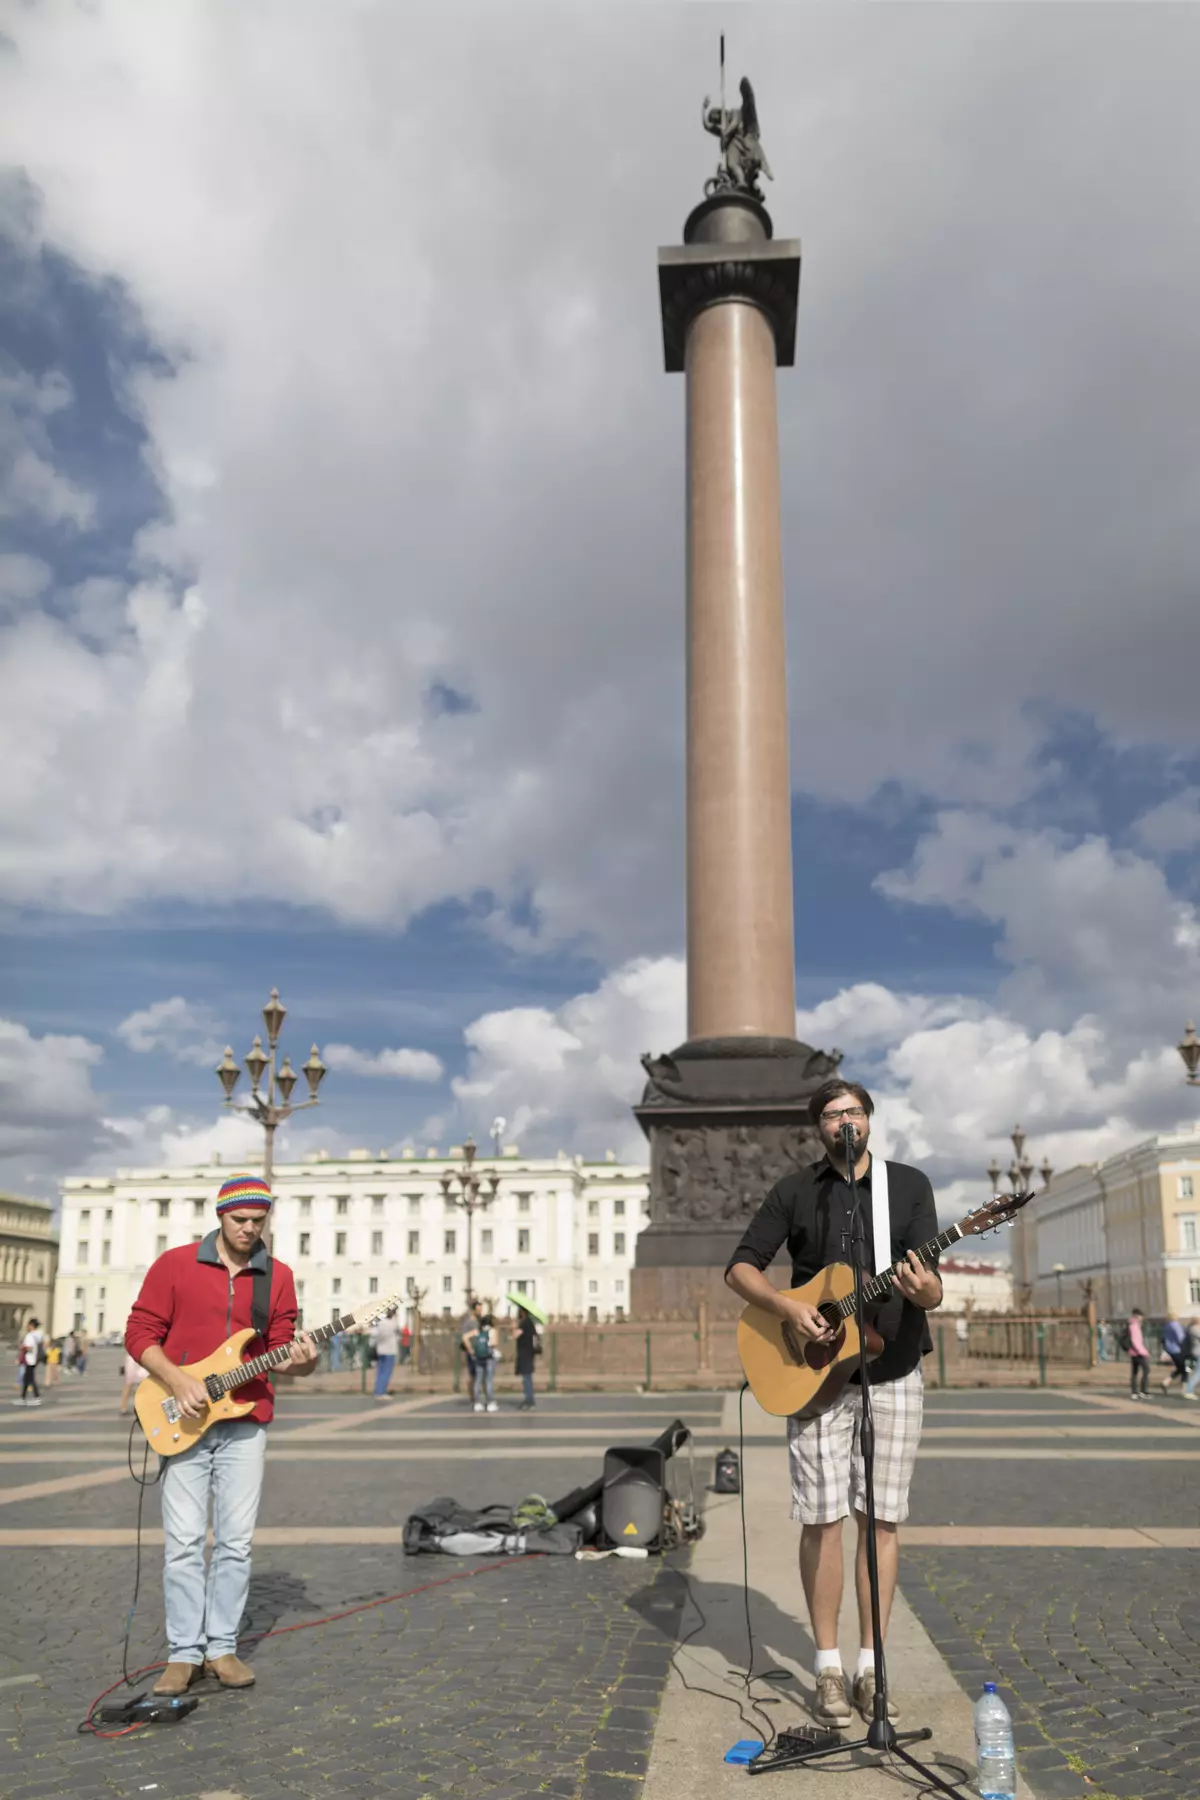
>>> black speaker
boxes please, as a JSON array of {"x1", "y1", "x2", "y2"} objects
[
  {"x1": 713, "y1": 1446, "x2": 740, "y2": 1494},
  {"x1": 601, "y1": 1446, "x2": 666, "y2": 1549}
]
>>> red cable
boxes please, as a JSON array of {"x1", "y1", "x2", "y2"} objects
[{"x1": 80, "y1": 1556, "x2": 528, "y2": 1738}]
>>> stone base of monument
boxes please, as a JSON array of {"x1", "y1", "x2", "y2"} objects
[{"x1": 630, "y1": 1035, "x2": 839, "y2": 1320}]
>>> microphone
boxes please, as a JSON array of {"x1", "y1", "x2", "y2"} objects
[{"x1": 839, "y1": 1121, "x2": 858, "y2": 1155}]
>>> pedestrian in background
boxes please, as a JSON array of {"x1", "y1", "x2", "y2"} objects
[
  {"x1": 514, "y1": 1306, "x2": 541, "y2": 1411},
  {"x1": 16, "y1": 1318, "x2": 43, "y2": 1407},
  {"x1": 1181, "y1": 1319, "x2": 1200, "y2": 1402},
  {"x1": 1126, "y1": 1307, "x2": 1151, "y2": 1398},
  {"x1": 467, "y1": 1313, "x2": 499, "y2": 1413},
  {"x1": 399, "y1": 1322, "x2": 412, "y2": 1364},
  {"x1": 371, "y1": 1307, "x2": 401, "y2": 1400},
  {"x1": 459, "y1": 1298, "x2": 482, "y2": 1406},
  {"x1": 1160, "y1": 1313, "x2": 1190, "y2": 1394},
  {"x1": 73, "y1": 1329, "x2": 89, "y2": 1377},
  {"x1": 45, "y1": 1339, "x2": 61, "y2": 1388},
  {"x1": 120, "y1": 1350, "x2": 148, "y2": 1416}
]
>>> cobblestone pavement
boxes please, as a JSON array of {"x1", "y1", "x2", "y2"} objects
[
  {"x1": 905, "y1": 1388, "x2": 1200, "y2": 1800},
  {"x1": 0, "y1": 1374, "x2": 716, "y2": 1800}
]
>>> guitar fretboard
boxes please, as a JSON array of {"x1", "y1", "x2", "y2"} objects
[
  {"x1": 206, "y1": 1312, "x2": 356, "y2": 1398},
  {"x1": 823, "y1": 1224, "x2": 963, "y2": 1323}
]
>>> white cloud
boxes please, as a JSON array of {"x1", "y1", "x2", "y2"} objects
[
  {"x1": 1132, "y1": 789, "x2": 1200, "y2": 857},
  {"x1": 0, "y1": 552, "x2": 51, "y2": 612},
  {"x1": 796, "y1": 984, "x2": 982, "y2": 1057},
  {"x1": 323, "y1": 1043, "x2": 444, "y2": 1083},
  {"x1": 0, "y1": 1014, "x2": 107, "y2": 1191},
  {"x1": 3, "y1": 10, "x2": 1200, "y2": 953},
  {"x1": 0, "y1": 369, "x2": 95, "y2": 529},
  {"x1": 116, "y1": 995, "x2": 225, "y2": 1067}
]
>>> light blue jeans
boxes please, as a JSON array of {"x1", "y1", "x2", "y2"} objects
[
  {"x1": 473, "y1": 1359, "x2": 495, "y2": 1405},
  {"x1": 160, "y1": 1418, "x2": 267, "y2": 1663}
]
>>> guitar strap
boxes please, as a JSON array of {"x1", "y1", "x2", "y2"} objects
[
  {"x1": 871, "y1": 1158, "x2": 892, "y2": 1276},
  {"x1": 251, "y1": 1257, "x2": 274, "y2": 1344}
]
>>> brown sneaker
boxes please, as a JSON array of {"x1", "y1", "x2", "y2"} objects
[
  {"x1": 203, "y1": 1653, "x2": 256, "y2": 1689},
  {"x1": 152, "y1": 1661, "x2": 201, "y2": 1697},
  {"x1": 813, "y1": 1668, "x2": 852, "y2": 1727},
  {"x1": 852, "y1": 1669, "x2": 899, "y2": 1721}
]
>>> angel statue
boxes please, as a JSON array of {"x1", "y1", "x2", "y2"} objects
[{"x1": 702, "y1": 75, "x2": 774, "y2": 202}]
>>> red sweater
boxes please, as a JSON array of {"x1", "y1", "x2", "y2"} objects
[{"x1": 125, "y1": 1233, "x2": 298, "y2": 1425}]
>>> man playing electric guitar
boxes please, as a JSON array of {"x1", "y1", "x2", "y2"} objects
[
  {"x1": 125, "y1": 1174, "x2": 318, "y2": 1697},
  {"x1": 725, "y1": 1079, "x2": 942, "y2": 1730}
]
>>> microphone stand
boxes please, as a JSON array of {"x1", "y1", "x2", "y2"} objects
[{"x1": 748, "y1": 1123, "x2": 967, "y2": 1795}]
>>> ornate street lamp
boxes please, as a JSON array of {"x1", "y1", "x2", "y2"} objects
[
  {"x1": 440, "y1": 1136, "x2": 501, "y2": 1308},
  {"x1": 987, "y1": 1159, "x2": 1002, "y2": 1197},
  {"x1": 1053, "y1": 1262, "x2": 1065, "y2": 1310},
  {"x1": 1178, "y1": 1022, "x2": 1200, "y2": 1086},
  {"x1": 215, "y1": 988, "x2": 327, "y2": 1189}
]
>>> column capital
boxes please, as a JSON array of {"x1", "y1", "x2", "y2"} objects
[{"x1": 658, "y1": 235, "x2": 801, "y2": 373}]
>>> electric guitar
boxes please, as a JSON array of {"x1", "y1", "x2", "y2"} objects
[
  {"x1": 736, "y1": 1191, "x2": 1034, "y2": 1419},
  {"x1": 135, "y1": 1290, "x2": 405, "y2": 1455}
]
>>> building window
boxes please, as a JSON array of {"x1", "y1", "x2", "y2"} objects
[
  {"x1": 614, "y1": 1278, "x2": 625, "y2": 1293},
  {"x1": 517, "y1": 1229, "x2": 530, "y2": 1254},
  {"x1": 192, "y1": 1200, "x2": 204, "y2": 1218},
  {"x1": 588, "y1": 1233, "x2": 599, "y2": 1256},
  {"x1": 78, "y1": 1241, "x2": 89, "y2": 1265},
  {"x1": 101, "y1": 1240, "x2": 111, "y2": 1265},
  {"x1": 156, "y1": 1235, "x2": 166, "y2": 1256},
  {"x1": 104, "y1": 1208, "x2": 113, "y2": 1224},
  {"x1": 192, "y1": 1234, "x2": 202, "y2": 1245},
  {"x1": 518, "y1": 1193, "x2": 531, "y2": 1214},
  {"x1": 335, "y1": 1232, "x2": 347, "y2": 1256},
  {"x1": 614, "y1": 1199, "x2": 625, "y2": 1216},
  {"x1": 332, "y1": 1278, "x2": 341, "y2": 1297},
  {"x1": 408, "y1": 1231, "x2": 420, "y2": 1255},
  {"x1": 481, "y1": 1229, "x2": 493, "y2": 1254},
  {"x1": 514, "y1": 1279, "x2": 528, "y2": 1295},
  {"x1": 587, "y1": 1305, "x2": 598, "y2": 1323},
  {"x1": 299, "y1": 1197, "x2": 312, "y2": 1217},
  {"x1": 336, "y1": 1197, "x2": 349, "y2": 1216},
  {"x1": 407, "y1": 1194, "x2": 421, "y2": 1216},
  {"x1": 369, "y1": 1276, "x2": 379, "y2": 1295},
  {"x1": 371, "y1": 1231, "x2": 383, "y2": 1256},
  {"x1": 587, "y1": 1200, "x2": 599, "y2": 1218},
  {"x1": 74, "y1": 1286, "x2": 84, "y2": 1302},
  {"x1": 158, "y1": 1200, "x2": 170, "y2": 1218},
  {"x1": 299, "y1": 1233, "x2": 311, "y2": 1256},
  {"x1": 443, "y1": 1190, "x2": 456, "y2": 1212},
  {"x1": 444, "y1": 1230, "x2": 456, "y2": 1254},
  {"x1": 99, "y1": 1287, "x2": 106, "y2": 1301},
  {"x1": 80, "y1": 1209, "x2": 91, "y2": 1225},
  {"x1": 1181, "y1": 1216, "x2": 1198, "y2": 1253},
  {"x1": 297, "y1": 1281, "x2": 305, "y2": 1299},
  {"x1": 1190, "y1": 1277, "x2": 1200, "y2": 1305},
  {"x1": 588, "y1": 1279, "x2": 598, "y2": 1295},
  {"x1": 96, "y1": 1311, "x2": 105, "y2": 1334},
  {"x1": 372, "y1": 1195, "x2": 384, "y2": 1215},
  {"x1": 613, "y1": 1233, "x2": 626, "y2": 1256},
  {"x1": 1180, "y1": 1176, "x2": 1195, "y2": 1199},
  {"x1": 442, "y1": 1275, "x2": 452, "y2": 1293},
  {"x1": 615, "y1": 1305, "x2": 625, "y2": 1320}
]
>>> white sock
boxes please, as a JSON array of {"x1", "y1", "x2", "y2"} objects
[
  {"x1": 814, "y1": 1649, "x2": 843, "y2": 1677},
  {"x1": 856, "y1": 1647, "x2": 877, "y2": 1679}
]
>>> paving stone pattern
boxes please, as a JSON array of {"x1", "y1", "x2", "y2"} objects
[{"x1": 903, "y1": 1547, "x2": 1200, "y2": 1800}]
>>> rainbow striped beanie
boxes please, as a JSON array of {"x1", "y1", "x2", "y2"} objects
[{"x1": 215, "y1": 1174, "x2": 274, "y2": 1215}]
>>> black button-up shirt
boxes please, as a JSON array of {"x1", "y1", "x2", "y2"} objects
[{"x1": 726, "y1": 1154, "x2": 941, "y2": 1384}]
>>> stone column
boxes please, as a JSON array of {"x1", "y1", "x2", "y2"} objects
[
  {"x1": 632, "y1": 192, "x2": 842, "y2": 1320},
  {"x1": 686, "y1": 287, "x2": 795, "y2": 1041}
]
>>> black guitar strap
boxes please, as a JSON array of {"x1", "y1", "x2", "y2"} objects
[{"x1": 251, "y1": 1257, "x2": 273, "y2": 1344}]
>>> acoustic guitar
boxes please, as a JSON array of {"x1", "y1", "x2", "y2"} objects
[
  {"x1": 737, "y1": 1191, "x2": 1033, "y2": 1419},
  {"x1": 135, "y1": 1289, "x2": 404, "y2": 1455}
]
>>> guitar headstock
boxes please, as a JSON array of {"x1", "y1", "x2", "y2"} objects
[
  {"x1": 343, "y1": 1290, "x2": 406, "y2": 1331},
  {"x1": 958, "y1": 1190, "x2": 1035, "y2": 1238}
]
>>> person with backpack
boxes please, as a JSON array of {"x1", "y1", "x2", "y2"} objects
[
  {"x1": 467, "y1": 1313, "x2": 499, "y2": 1413},
  {"x1": 1123, "y1": 1307, "x2": 1151, "y2": 1398},
  {"x1": 1160, "y1": 1314, "x2": 1190, "y2": 1393}
]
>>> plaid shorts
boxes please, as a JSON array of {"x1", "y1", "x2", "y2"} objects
[{"x1": 786, "y1": 1367, "x2": 924, "y2": 1526}]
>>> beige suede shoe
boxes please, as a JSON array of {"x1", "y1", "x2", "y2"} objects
[
  {"x1": 203, "y1": 1653, "x2": 256, "y2": 1688},
  {"x1": 152, "y1": 1661, "x2": 201, "y2": 1697}
]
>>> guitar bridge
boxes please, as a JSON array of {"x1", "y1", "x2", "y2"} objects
[{"x1": 161, "y1": 1396, "x2": 181, "y2": 1424}]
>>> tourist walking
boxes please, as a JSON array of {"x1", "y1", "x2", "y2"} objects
[
  {"x1": 17, "y1": 1318, "x2": 44, "y2": 1406},
  {"x1": 466, "y1": 1313, "x2": 499, "y2": 1413},
  {"x1": 1126, "y1": 1307, "x2": 1151, "y2": 1397},
  {"x1": 73, "y1": 1330, "x2": 89, "y2": 1377},
  {"x1": 120, "y1": 1350, "x2": 148, "y2": 1416},
  {"x1": 459, "y1": 1298, "x2": 483, "y2": 1405},
  {"x1": 371, "y1": 1307, "x2": 401, "y2": 1399},
  {"x1": 514, "y1": 1306, "x2": 541, "y2": 1411},
  {"x1": 45, "y1": 1338, "x2": 61, "y2": 1388},
  {"x1": 399, "y1": 1322, "x2": 412, "y2": 1364},
  {"x1": 1160, "y1": 1314, "x2": 1190, "y2": 1393},
  {"x1": 1181, "y1": 1318, "x2": 1200, "y2": 1402}
]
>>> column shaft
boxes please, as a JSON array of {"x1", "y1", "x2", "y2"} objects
[{"x1": 685, "y1": 298, "x2": 796, "y2": 1041}]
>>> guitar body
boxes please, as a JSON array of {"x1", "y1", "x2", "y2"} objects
[
  {"x1": 134, "y1": 1328, "x2": 261, "y2": 1457},
  {"x1": 737, "y1": 1264, "x2": 886, "y2": 1420}
]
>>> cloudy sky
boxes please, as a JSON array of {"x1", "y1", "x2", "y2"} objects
[{"x1": 3, "y1": 4, "x2": 1200, "y2": 1229}]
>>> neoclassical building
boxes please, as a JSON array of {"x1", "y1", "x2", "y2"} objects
[
  {"x1": 0, "y1": 1193, "x2": 58, "y2": 1339},
  {"x1": 54, "y1": 1144, "x2": 650, "y2": 1337}
]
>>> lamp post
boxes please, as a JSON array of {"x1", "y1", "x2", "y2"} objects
[
  {"x1": 1053, "y1": 1262, "x2": 1065, "y2": 1310},
  {"x1": 1177, "y1": 1022, "x2": 1200, "y2": 1086},
  {"x1": 215, "y1": 988, "x2": 327, "y2": 1189},
  {"x1": 987, "y1": 1127, "x2": 1052, "y2": 1316},
  {"x1": 405, "y1": 1276, "x2": 428, "y2": 1375},
  {"x1": 440, "y1": 1136, "x2": 500, "y2": 1308}
]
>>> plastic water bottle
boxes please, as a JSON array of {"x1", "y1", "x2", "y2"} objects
[{"x1": 973, "y1": 1683, "x2": 1016, "y2": 1800}]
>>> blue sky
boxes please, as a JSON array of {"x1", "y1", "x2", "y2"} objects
[{"x1": 3, "y1": 6, "x2": 1200, "y2": 1220}]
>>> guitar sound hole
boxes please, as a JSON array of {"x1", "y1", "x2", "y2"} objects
[{"x1": 804, "y1": 1322, "x2": 846, "y2": 1371}]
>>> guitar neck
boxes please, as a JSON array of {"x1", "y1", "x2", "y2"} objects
[
  {"x1": 208, "y1": 1313, "x2": 356, "y2": 1396},
  {"x1": 830, "y1": 1223, "x2": 963, "y2": 1321}
]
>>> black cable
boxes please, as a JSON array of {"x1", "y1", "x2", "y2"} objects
[{"x1": 122, "y1": 1419, "x2": 163, "y2": 1688}]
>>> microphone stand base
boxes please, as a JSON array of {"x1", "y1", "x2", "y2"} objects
[{"x1": 747, "y1": 1723, "x2": 968, "y2": 1794}]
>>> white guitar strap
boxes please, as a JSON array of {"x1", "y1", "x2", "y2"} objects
[{"x1": 871, "y1": 1157, "x2": 892, "y2": 1276}]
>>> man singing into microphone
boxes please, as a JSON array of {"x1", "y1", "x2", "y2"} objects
[{"x1": 725, "y1": 1079, "x2": 942, "y2": 1728}]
